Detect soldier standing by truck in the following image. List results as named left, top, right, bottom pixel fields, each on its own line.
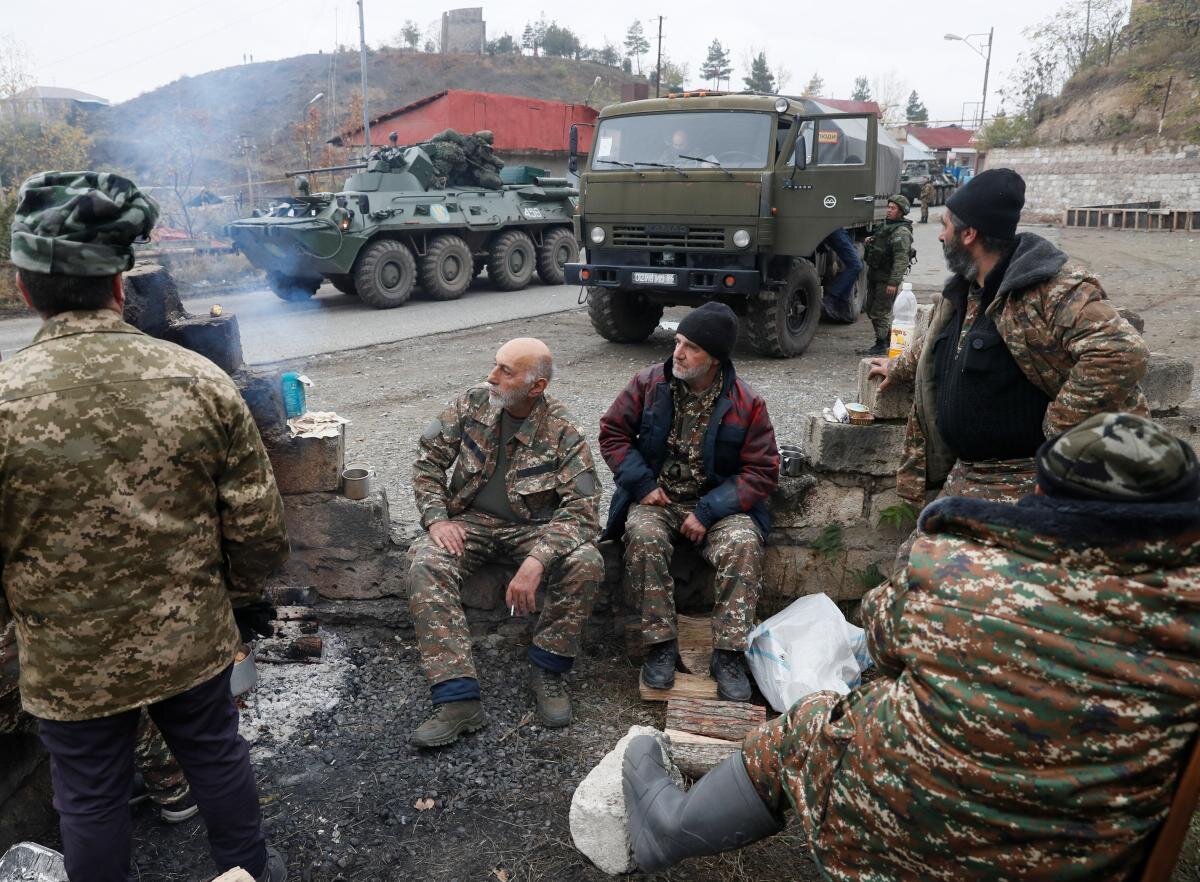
left=920, top=179, right=936, bottom=223
left=859, top=195, right=914, bottom=356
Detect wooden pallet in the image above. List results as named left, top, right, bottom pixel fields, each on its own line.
left=1063, top=206, right=1200, bottom=232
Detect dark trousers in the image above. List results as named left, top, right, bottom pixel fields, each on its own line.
left=821, top=227, right=863, bottom=320
left=37, top=665, right=266, bottom=882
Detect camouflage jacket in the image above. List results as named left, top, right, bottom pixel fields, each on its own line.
left=863, top=218, right=913, bottom=285
left=412, top=387, right=601, bottom=566
left=920, top=181, right=936, bottom=202
left=0, top=310, right=289, bottom=721
left=889, top=233, right=1149, bottom=503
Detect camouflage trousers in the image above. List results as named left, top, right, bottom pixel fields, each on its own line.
left=624, top=502, right=764, bottom=651
left=920, top=202, right=930, bottom=223
left=864, top=278, right=895, bottom=341
left=741, top=689, right=841, bottom=813
left=407, top=510, right=603, bottom=686
left=134, top=709, right=189, bottom=805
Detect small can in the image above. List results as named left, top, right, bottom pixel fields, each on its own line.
left=281, top=371, right=306, bottom=418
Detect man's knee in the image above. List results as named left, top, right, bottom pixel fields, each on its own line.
left=624, top=506, right=674, bottom=548
left=407, top=540, right=465, bottom=604
left=561, top=543, right=605, bottom=582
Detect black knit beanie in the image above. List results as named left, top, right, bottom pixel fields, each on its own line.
left=946, top=167, right=1026, bottom=240
left=676, top=301, right=738, bottom=362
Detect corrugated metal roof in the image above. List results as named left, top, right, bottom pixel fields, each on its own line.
left=10, top=85, right=109, bottom=104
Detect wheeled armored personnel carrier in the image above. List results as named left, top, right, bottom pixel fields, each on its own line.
left=226, top=136, right=579, bottom=308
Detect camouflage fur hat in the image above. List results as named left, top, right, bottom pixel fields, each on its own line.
left=10, top=171, right=158, bottom=277
left=1037, top=412, right=1200, bottom=503
left=887, top=195, right=911, bottom=215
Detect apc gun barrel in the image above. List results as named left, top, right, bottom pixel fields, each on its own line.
left=285, top=163, right=368, bottom=178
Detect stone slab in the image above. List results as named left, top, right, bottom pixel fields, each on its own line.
left=282, top=488, right=390, bottom=555
left=1156, top=398, right=1200, bottom=455
left=235, top=369, right=287, bottom=435
left=569, top=726, right=681, bottom=876
left=165, top=313, right=244, bottom=375
left=856, top=358, right=913, bottom=420
left=266, top=426, right=345, bottom=495
left=280, top=547, right=405, bottom=600
left=1143, top=352, right=1194, bottom=413
left=122, top=262, right=186, bottom=337
left=803, top=413, right=906, bottom=476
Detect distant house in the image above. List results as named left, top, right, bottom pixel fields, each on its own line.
left=330, top=89, right=598, bottom=176
left=894, top=124, right=979, bottom=172
left=1, top=85, right=110, bottom=121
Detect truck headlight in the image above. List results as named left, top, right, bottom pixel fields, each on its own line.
left=589, top=226, right=605, bottom=244
left=733, top=229, right=751, bottom=248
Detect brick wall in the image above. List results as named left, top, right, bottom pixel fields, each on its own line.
left=983, top=141, right=1200, bottom=212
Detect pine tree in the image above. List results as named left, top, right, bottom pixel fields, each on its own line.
left=624, top=20, right=650, bottom=74
left=742, top=52, right=776, bottom=93
left=905, top=90, right=929, bottom=124
left=804, top=71, right=825, bottom=96
left=521, top=23, right=535, bottom=55
left=700, top=39, right=732, bottom=89
left=850, top=76, right=871, bottom=101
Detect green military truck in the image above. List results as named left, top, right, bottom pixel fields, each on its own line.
left=565, top=93, right=903, bottom=356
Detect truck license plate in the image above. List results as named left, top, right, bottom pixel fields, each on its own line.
left=632, top=271, right=676, bottom=285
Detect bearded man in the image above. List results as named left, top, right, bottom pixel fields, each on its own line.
left=406, top=338, right=603, bottom=747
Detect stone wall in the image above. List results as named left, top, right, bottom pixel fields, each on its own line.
left=982, top=141, right=1200, bottom=213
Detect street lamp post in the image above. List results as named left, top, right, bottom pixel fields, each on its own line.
left=945, top=28, right=994, bottom=129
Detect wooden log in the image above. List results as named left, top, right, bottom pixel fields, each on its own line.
left=211, top=868, right=255, bottom=882
left=640, top=671, right=719, bottom=702
left=665, top=728, right=739, bottom=778
left=677, top=648, right=712, bottom=676
left=287, top=635, right=323, bottom=659
left=267, top=585, right=318, bottom=606
left=676, top=615, right=712, bottom=651
left=275, top=605, right=319, bottom=622
left=666, top=698, right=766, bottom=742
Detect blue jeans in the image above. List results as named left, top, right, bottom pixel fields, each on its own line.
left=821, top=228, right=862, bottom=319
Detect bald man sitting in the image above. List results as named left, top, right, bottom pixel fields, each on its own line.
left=407, top=338, right=605, bottom=747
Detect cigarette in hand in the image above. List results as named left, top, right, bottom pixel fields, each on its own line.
left=510, top=604, right=516, bottom=616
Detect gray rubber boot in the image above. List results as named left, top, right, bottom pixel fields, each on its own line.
left=622, top=734, right=783, bottom=872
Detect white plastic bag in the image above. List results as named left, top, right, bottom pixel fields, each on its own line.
left=745, top=593, right=872, bottom=714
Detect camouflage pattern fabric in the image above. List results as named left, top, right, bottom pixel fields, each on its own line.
left=742, top=489, right=1200, bottom=881
left=658, top=373, right=723, bottom=500
left=0, top=310, right=289, bottom=721
left=863, top=278, right=896, bottom=341
left=10, top=172, right=159, bottom=277
left=408, top=510, right=603, bottom=685
left=624, top=502, right=763, bottom=650
left=920, top=181, right=935, bottom=222
left=863, top=217, right=913, bottom=287
left=888, top=233, right=1149, bottom=505
left=134, top=710, right=189, bottom=806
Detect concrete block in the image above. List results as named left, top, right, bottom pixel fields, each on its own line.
left=772, top=479, right=864, bottom=530
left=165, top=313, right=244, bottom=375
left=570, top=726, right=681, bottom=875
left=1117, top=307, right=1145, bottom=334
left=803, top=413, right=906, bottom=476
left=122, top=262, right=185, bottom=337
left=235, top=369, right=287, bottom=434
left=460, top=563, right=508, bottom=611
left=280, top=547, right=405, bottom=600
left=265, top=425, right=345, bottom=495
left=282, top=488, right=390, bottom=555
left=856, top=358, right=913, bottom=420
left=1156, top=398, right=1200, bottom=456
left=1143, top=353, right=1194, bottom=413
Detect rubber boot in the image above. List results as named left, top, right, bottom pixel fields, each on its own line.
left=640, top=639, right=678, bottom=690
left=409, top=699, right=488, bottom=748
left=857, top=336, right=888, bottom=356
left=622, top=735, right=783, bottom=872
left=255, top=845, right=287, bottom=882
left=528, top=664, right=572, bottom=728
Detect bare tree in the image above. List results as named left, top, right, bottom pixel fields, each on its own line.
left=0, top=33, right=34, bottom=101
left=870, top=69, right=908, bottom=126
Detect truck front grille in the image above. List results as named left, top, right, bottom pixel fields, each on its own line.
left=611, top=224, right=726, bottom=250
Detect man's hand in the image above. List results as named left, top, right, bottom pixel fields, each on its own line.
left=429, top=520, right=467, bottom=556
left=232, top=600, right=276, bottom=643
left=867, top=356, right=894, bottom=392
left=506, top=557, right=545, bottom=616
left=639, top=487, right=671, bottom=506
left=886, top=284, right=898, bottom=296
left=680, top=513, right=708, bottom=544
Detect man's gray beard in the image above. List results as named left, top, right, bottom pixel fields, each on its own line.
left=488, top=383, right=531, bottom=410
left=943, top=237, right=977, bottom=280
left=673, top=359, right=712, bottom=381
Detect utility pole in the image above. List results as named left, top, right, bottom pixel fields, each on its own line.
left=655, top=16, right=663, bottom=98
left=357, top=0, right=372, bottom=158
left=980, top=26, right=993, bottom=129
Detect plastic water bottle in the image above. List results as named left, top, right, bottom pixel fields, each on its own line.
left=281, top=372, right=307, bottom=418
left=889, top=283, right=918, bottom=359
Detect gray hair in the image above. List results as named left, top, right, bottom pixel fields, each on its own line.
left=945, top=209, right=1015, bottom=256
left=525, top=354, right=554, bottom=386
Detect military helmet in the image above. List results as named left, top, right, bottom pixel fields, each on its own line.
left=887, top=195, right=911, bottom=216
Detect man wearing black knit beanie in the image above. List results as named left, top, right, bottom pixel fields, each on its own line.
left=599, top=302, right=780, bottom=702
left=866, top=166, right=1151, bottom=507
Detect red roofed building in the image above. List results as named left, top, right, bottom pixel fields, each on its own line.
left=330, top=89, right=598, bottom=175
left=894, top=124, right=980, bottom=173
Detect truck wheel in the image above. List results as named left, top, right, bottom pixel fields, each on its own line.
left=848, top=253, right=868, bottom=318
left=747, top=260, right=821, bottom=357
left=419, top=234, right=473, bottom=301
left=326, top=273, right=357, bottom=297
left=487, top=230, right=536, bottom=291
left=587, top=288, right=663, bottom=343
left=535, top=228, right=579, bottom=285
left=268, top=272, right=320, bottom=302
left=354, top=239, right=417, bottom=309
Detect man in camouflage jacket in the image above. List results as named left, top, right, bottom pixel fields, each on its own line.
left=599, top=303, right=779, bottom=702
left=860, top=195, right=914, bottom=355
left=408, top=337, right=603, bottom=747
left=919, top=179, right=936, bottom=223
left=1, top=172, right=290, bottom=882
left=870, top=168, right=1148, bottom=507
left=622, top=412, right=1200, bottom=879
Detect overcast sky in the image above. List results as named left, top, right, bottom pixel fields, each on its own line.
left=6, top=0, right=1082, bottom=125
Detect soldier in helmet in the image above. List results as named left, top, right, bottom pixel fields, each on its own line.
left=1, top=172, right=290, bottom=882
left=859, top=195, right=914, bottom=355
left=920, top=178, right=936, bottom=223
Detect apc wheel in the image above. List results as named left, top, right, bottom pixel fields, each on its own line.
left=536, top=228, right=578, bottom=285
left=326, top=273, right=357, bottom=296
left=419, top=234, right=473, bottom=301
left=354, top=239, right=417, bottom=308
left=848, top=259, right=868, bottom=317
left=268, top=272, right=319, bottom=302
left=587, top=287, right=663, bottom=343
left=487, top=230, right=536, bottom=291
left=747, top=259, right=821, bottom=357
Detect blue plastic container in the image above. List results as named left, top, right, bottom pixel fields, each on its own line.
left=281, top=372, right=306, bottom=418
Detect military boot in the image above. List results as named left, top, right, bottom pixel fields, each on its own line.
left=709, top=649, right=752, bottom=702
left=857, top=336, right=888, bottom=357
left=528, top=664, right=572, bottom=728
left=640, top=639, right=679, bottom=690
left=409, top=700, right=488, bottom=748
left=255, top=845, right=287, bottom=882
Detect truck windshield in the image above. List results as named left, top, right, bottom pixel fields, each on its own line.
left=591, top=111, right=773, bottom=170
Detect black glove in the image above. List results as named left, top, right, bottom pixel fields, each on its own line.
left=232, top=600, right=277, bottom=643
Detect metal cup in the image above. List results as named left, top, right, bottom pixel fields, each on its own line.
left=779, top=444, right=805, bottom=477
left=342, top=466, right=372, bottom=500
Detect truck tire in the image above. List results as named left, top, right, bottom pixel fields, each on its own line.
left=354, top=239, right=417, bottom=309
left=747, top=259, right=821, bottom=357
left=536, top=228, right=579, bottom=285
left=326, top=273, right=357, bottom=296
left=419, top=234, right=473, bottom=301
left=587, top=288, right=663, bottom=343
left=268, top=271, right=320, bottom=302
left=487, top=230, right=536, bottom=291
left=848, top=254, right=868, bottom=317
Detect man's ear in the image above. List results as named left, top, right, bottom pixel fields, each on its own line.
left=528, top=377, right=549, bottom=400
left=111, top=274, right=125, bottom=311
left=14, top=271, right=34, bottom=311
left=959, top=226, right=980, bottom=249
